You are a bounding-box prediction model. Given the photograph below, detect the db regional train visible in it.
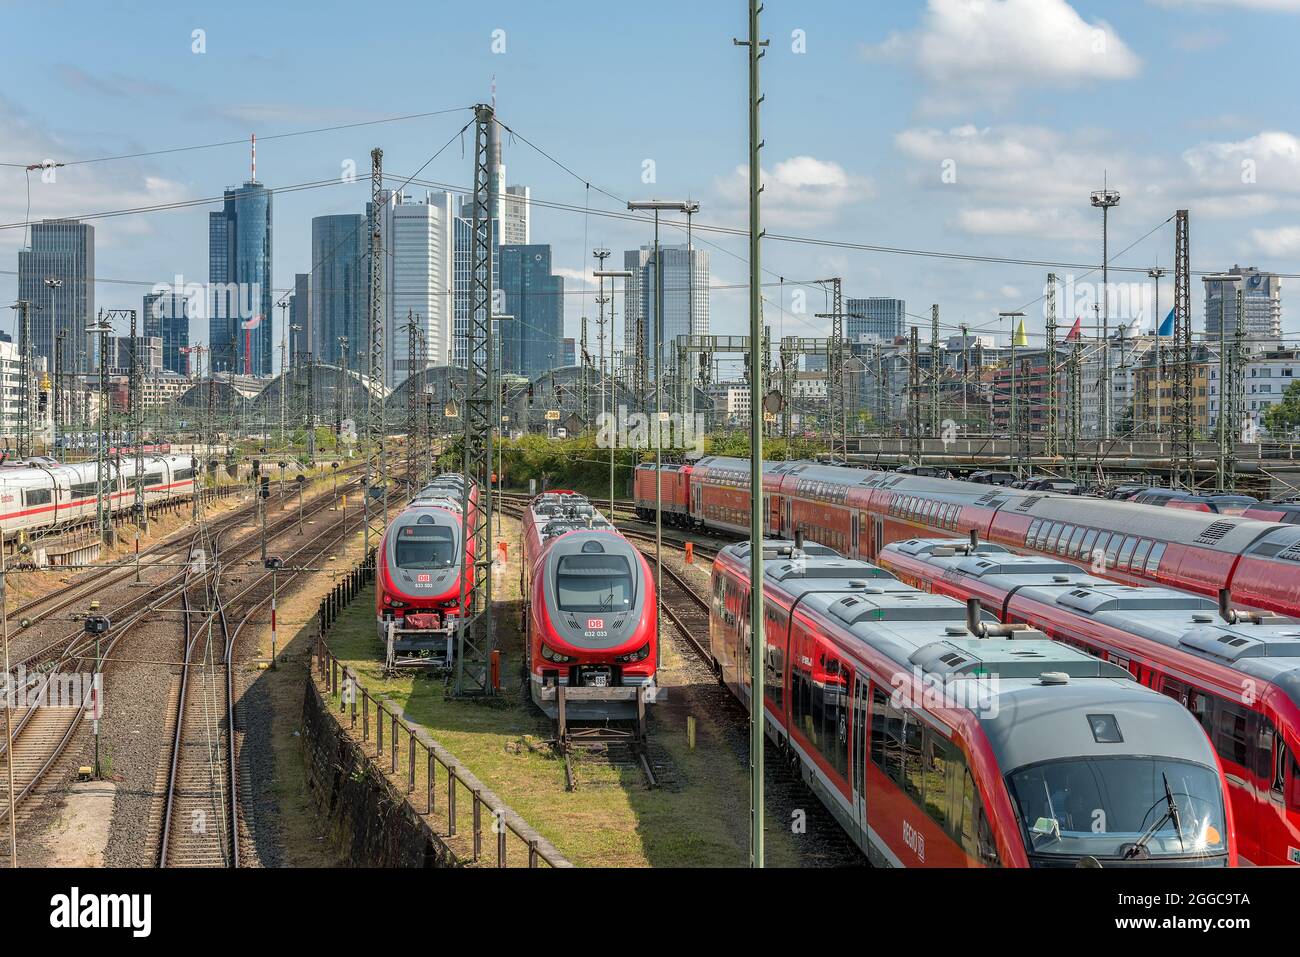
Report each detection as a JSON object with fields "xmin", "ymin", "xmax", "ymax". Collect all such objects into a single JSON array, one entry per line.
[
  {"xmin": 878, "ymin": 537, "xmax": 1300, "ymax": 867},
  {"xmin": 0, "ymin": 453, "xmax": 197, "ymax": 540},
  {"xmin": 521, "ymin": 491, "xmax": 657, "ymax": 720},
  {"xmin": 375, "ymin": 475, "xmax": 477, "ymax": 660},
  {"xmin": 632, "ymin": 458, "xmax": 1300, "ymax": 619},
  {"xmin": 710, "ymin": 538, "xmax": 1236, "ymax": 867}
]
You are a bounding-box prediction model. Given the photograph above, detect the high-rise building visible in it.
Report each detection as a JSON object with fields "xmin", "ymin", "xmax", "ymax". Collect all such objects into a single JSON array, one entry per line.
[
  {"xmin": 381, "ymin": 190, "xmax": 455, "ymax": 384},
  {"xmin": 208, "ymin": 179, "xmax": 273, "ymax": 375},
  {"xmin": 17, "ymin": 218, "xmax": 94, "ymax": 374},
  {"xmin": 845, "ymin": 297, "xmax": 906, "ymax": 346},
  {"xmin": 562, "ymin": 337, "xmax": 576, "ymax": 367},
  {"xmin": 310, "ymin": 213, "xmax": 367, "ymax": 372},
  {"xmin": 289, "ymin": 273, "xmax": 310, "ymax": 366},
  {"xmin": 502, "ymin": 185, "xmax": 530, "ymax": 245},
  {"xmin": 1204, "ymin": 265, "xmax": 1282, "ymax": 340},
  {"xmin": 143, "ymin": 291, "xmax": 190, "ymax": 376},
  {"xmin": 498, "ymin": 244, "xmax": 564, "ymax": 377},
  {"xmin": 622, "ymin": 243, "xmax": 710, "ymax": 388}
]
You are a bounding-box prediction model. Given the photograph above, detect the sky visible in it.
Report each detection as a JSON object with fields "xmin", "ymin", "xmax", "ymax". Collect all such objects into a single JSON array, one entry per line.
[{"xmin": 4, "ymin": 0, "xmax": 1300, "ymax": 370}]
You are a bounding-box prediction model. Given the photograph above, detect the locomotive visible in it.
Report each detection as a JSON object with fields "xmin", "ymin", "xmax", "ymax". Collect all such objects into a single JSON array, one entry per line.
[
  {"xmin": 375, "ymin": 475, "xmax": 477, "ymax": 661},
  {"xmin": 711, "ymin": 537, "xmax": 1237, "ymax": 867},
  {"xmin": 521, "ymin": 491, "xmax": 657, "ymax": 720},
  {"xmin": 0, "ymin": 453, "xmax": 197, "ymax": 542},
  {"xmin": 633, "ymin": 456, "xmax": 1300, "ymax": 620},
  {"xmin": 879, "ymin": 536, "xmax": 1300, "ymax": 867}
]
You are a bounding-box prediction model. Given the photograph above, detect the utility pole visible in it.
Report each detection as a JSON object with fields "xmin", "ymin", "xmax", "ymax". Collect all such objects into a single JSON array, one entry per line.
[
  {"xmin": 1091, "ymin": 178, "xmax": 1120, "ymax": 440},
  {"xmin": 364, "ymin": 147, "xmax": 389, "ymax": 560},
  {"xmin": 91, "ymin": 312, "xmax": 113, "ymax": 544},
  {"xmin": 120, "ymin": 309, "xmax": 147, "ymax": 537},
  {"xmin": 1068, "ymin": 339, "xmax": 1082, "ymax": 482},
  {"xmin": 929, "ymin": 304, "xmax": 941, "ymax": 440},
  {"xmin": 1231, "ymin": 287, "xmax": 1247, "ymax": 471},
  {"xmin": 1171, "ymin": 210, "xmax": 1194, "ymax": 490},
  {"xmin": 278, "ymin": 301, "xmax": 290, "ymax": 446},
  {"xmin": 1148, "ymin": 267, "xmax": 1166, "ymax": 437},
  {"xmin": 335, "ymin": 337, "xmax": 349, "ymax": 439},
  {"xmin": 1001, "ymin": 312, "xmax": 1027, "ymax": 473},
  {"xmin": 1044, "ymin": 275, "xmax": 1060, "ymax": 459},
  {"xmin": 595, "ymin": 264, "xmax": 633, "ymax": 520},
  {"xmin": 734, "ymin": 0, "xmax": 768, "ymax": 869},
  {"xmin": 13, "ymin": 301, "xmax": 32, "ymax": 459},
  {"xmin": 908, "ymin": 326, "xmax": 921, "ymax": 464},
  {"xmin": 1205, "ymin": 273, "xmax": 1238, "ymax": 491}
]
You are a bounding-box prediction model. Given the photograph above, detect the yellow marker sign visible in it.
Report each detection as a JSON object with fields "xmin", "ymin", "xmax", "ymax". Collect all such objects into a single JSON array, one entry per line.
[{"xmin": 544, "ymin": 410, "xmax": 561, "ymax": 421}]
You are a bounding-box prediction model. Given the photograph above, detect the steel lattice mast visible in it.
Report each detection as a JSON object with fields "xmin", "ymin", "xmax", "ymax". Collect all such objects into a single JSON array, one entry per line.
[
  {"xmin": 929, "ymin": 304, "xmax": 941, "ymax": 439},
  {"xmin": 1044, "ymin": 274, "xmax": 1059, "ymax": 459},
  {"xmin": 125, "ymin": 309, "xmax": 146, "ymax": 533},
  {"xmin": 364, "ymin": 148, "xmax": 388, "ymax": 557},
  {"xmin": 1171, "ymin": 210, "xmax": 1195, "ymax": 489},
  {"xmin": 908, "ymin": 326, "xmax": 921, "ymax": 464},
  {"xmin": 455, "ymin": 104, "xmax": 498, "ymax": 696},
  {"xmin": 15, "ymin": 301, "xmax": 31, "ymax": 458}
]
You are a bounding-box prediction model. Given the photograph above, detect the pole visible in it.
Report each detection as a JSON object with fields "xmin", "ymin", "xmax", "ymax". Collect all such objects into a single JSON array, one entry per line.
[
  {"xmin": 1149, "ymin": 267, "xmax": 1165, "ymax": 437},
  {"xmin": 735, "ymin": 0, "xmax": 768, "ymax": 869},
  {"xmin": 270, "ymin": 571, "xmax": 278, "ymax": 668},
  {"xmin": 1, "ymin": 544, "xmax": 16, "ymax": 866},
  {"xmin": 654, "ymin": 210, "xmax": 662, "ymax": 658}
]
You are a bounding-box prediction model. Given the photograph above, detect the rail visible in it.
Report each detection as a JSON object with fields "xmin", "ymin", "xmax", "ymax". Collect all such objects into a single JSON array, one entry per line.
[{"xmin": 312, "ymin": 554, "xmax": 568, "ymax": 869}]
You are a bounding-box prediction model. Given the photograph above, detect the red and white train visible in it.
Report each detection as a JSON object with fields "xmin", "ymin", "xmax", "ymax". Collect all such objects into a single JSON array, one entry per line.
[
  {"xmin": 0, "ymin": 453, "xmax": 197, "ymax": 542},
  {"xmin": 375, "ymin": 474, "xmax": 477, "ymax": 661},
  {"xmin": 521, "ymin": 491, "xmax": 657, "ymax": 720},
  {"xmin": 710, "ymin": 537, "xmax": 1237, "ymax": 867},
  {"xmin": 633, "ymin": 457, "xmax": 1300, "ymax": 619},
  {"xmin": 878, "ymin": 536, "xmax": 1300, "ymax": 867}
]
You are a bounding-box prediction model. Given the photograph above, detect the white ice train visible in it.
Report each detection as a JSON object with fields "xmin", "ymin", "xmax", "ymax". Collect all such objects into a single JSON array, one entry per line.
[{"xmin": 0, "ymin": 454, "xmax": 198, "ymax": 540}]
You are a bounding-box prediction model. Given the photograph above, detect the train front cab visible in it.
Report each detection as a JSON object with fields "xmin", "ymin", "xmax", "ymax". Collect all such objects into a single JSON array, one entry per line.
[
  {"xmin": 376, "ymin": 506, "xmax": 468, "ymax": 664},
  {"xmin": 529, "ymin": 530, "xmax": 657, "ymax": 721}
]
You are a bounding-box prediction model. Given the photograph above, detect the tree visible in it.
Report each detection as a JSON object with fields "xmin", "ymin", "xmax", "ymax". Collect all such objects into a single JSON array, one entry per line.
[{"xmin": 1263, "ymin": 380, "xmax": 1300, "ymax": 436}]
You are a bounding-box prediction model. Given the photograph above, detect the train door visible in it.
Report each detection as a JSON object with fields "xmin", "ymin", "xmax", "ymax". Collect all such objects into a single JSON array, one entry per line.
[
  {"xmin": 770, "ymin": 494, "xmax": 783, "ymax": 537},
  {"xmin": 692, "ymin": 483, "xmax": 702, "ymax": 524},
  {"xmin": 872, "ymin": 518, "xmax": 884, "ymax": 559},
  {"xmin": 852, "ymin": 674, "xmax": 869, "ymax": 841},
  {"xmin": 851, "ymin": 512, "xmax": 861, "ymax": 558}
]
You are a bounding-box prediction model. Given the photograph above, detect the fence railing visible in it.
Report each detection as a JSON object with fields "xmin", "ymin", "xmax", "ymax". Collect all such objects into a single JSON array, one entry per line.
[{"xmin": 312, "ymin": 551, "xmax": 566, "ymax": 869}]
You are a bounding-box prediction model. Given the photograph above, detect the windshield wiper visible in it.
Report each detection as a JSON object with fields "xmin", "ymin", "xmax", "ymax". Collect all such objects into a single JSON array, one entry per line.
[{"xmin": 1123, "ymin": 772, "xmax": 1184, "ymax": 859}]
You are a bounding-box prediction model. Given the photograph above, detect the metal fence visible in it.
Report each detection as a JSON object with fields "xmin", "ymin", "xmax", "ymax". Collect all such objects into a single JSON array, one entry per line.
[{"xmin": 312, "ymin": 552, "xmax": 565, "ymax": 869}]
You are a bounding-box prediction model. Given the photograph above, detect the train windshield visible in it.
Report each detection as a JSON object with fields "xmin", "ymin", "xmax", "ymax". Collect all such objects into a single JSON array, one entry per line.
[
  {"xmin": 395, "ymin": 525, "xmax": 457, "ymax": 569},
  {"xmin": 1007, "ymin": 758, "xmax": 1227, "ymax": 863},
  {"xmin": 555, "ymin": 555, "xmax": 634, "ymax": 613}
]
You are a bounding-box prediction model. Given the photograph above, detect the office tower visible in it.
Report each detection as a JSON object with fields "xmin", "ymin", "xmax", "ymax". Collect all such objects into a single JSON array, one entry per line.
[
  {"xmin": 289, "ymin": 272, "xmax": 310, "ymax": 366},
  {"xmin": 208, "ymin": 172, "xmax": 273, "ymax": 375},
  {"xmin": 622, "ymin": 243, "xmax": 710, "ymax": 385},
  {"xmin": 142, "ymin": 290, "xmax": 190, "ymax": 375},
  {"xmin": 499, "ymin": 244, "xmax": 564, "ymax": 377},
  {"xmin": 309, "ymin": 213, "xmax": 367, "ymax": 372},
  {"xmin": 1204, "ymin": 265, "xmax": 1282, "ymax": 340},
  {"xmin": 845, "ymin": 297, "xmax": 906, "ymax": 345},
  {"xmin": 381, "ymin": 190, "xmax": 455, "ymax": 383},
  {"xmin": 17, "ymin": 218, "xmax": 94, "ymax": 373}
]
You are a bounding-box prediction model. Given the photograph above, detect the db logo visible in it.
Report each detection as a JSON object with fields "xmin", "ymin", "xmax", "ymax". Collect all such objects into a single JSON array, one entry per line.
[
  {"xmin": 417, "ymin": 574, "xmax": 431, "ymax": 583},
  {"xmin": 586, "ymin": 618, "xmax": 604, "ymax": 629}
]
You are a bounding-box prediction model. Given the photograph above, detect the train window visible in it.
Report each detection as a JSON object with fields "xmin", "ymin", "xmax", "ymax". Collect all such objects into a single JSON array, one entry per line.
[
  {"xmin": 1189, "ymin": 690, "xmax": 1216, "ymax": 738},
  {"xmin": 555, "ymin": 555, "xmax": 634, "ymax": 612},
  {"xmin": 1054, "ymin": 525, "xmax": 1073, "ymax": 555},
  {"xmin": 923, "ymin": 732, "xmax": 957, "ymax": 829},
  {"xmin": 1160, "ymin": 676, "xmax": 1189, "ymax": 707},
  {"xmin": 1079, "ymin": 529, "xmax": 1098, "ymax": 559},
  {"xmin": 820, "ymin": 654, "xmax": 849, "ymax": 780},
  {"xmin": 71, "ymin": 481, "xmax": 97, "ymax": 500},
  {"xmin": 174, "ymin": 468, "xmax": 195, "ymax": 481},
  {"xmin": 1048, "ymin": 523, "xmax": 1067, "ymax": 551},
  {"xmin": 764, "ymin": 633, "xmax": 784, "ymax": 710},
  {"xmin": 1271, "ymin": 734, "xmax": 1288, "ymax": 795},
  {"xmin": 902, "ymin": 714, "xmax": 924, "ymax": 801},
  {"xmin": 870, "ymin": 687, "xmax": 903, "ymax": 782},
  {"xmin": 23, "ymin": 488, "xmax": 51, "ymax": 507},
  {"xmin": 1288, "ymin": 752, "xmax": 1300, "ymax": 813},
  {"xmin": 396, "ymin": 525, "xmax": 457, "ymax": 569},
  {"xmin": 144, "ymin": 471, "xmax": 165, "ymax": 486},
  {"xmin": 1103, "ymin": 534, "xmax": 1123, "ymax": 568},
  {"xmin": 960, "ymin": 771, "xmax": 1000, "ymax": 867},
  {"xmin": 1025, "ymin": 520, "xmax": 1041, "ymax": 546},
  {"xmin": 1116, "ymin": 536, "xmax": 1138, "ymax": 570},
  {"xmin": 1131, "ymin": 539, "xmax": 1152, "ymax": 572},
  {"xmin": 1212, "ymin": 700, "xmax": 1256, "ymax": 768},
  {"xmin": 1145, "ymin": 542, "xmax": 1166, "ymax": 574}
]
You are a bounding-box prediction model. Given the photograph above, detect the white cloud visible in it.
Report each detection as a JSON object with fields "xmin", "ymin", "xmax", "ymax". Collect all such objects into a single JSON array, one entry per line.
[
  {"xmin": 863, "ymin": 0, "xmax": 1140, "ymax": 110},
  {"xmin": 1151, "ymin": 0, "xmax": 1300, "ymax": 11},
  {"xmin": 715, "ymin": 156, "xmax": 872, "ymax": 229},
  {"xmin": 1250, "ymin": 225, "xmax": 1300, "ymax": 255},
  {"xmin": 1182, "ymin": 131, "xmax": 1300, "ymax": 193}
]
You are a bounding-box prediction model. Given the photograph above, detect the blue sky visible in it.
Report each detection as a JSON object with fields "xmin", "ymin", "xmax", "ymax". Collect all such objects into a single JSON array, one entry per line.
[{"xmin": 4, "ymin": 0, "xmax": 1300, "ymax": 364}]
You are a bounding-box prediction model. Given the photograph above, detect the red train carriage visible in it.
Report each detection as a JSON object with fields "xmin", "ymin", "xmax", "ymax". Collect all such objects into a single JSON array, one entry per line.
[
  {"xmin": 879, "ymin": 537, "xmax": 1298, "ymax": 866},
  {"xmin": 375, "ymin": 501, "xmax": 473, "ymax": 664},
  {"xmin": 710, "ymin": 539, "xmax": 1236, "ymax": 867},
  {"xmin": 633, "ymin": 456, "xmax": 1300, "ymax": 619},
  {"xmin": 521, "ymin": 491, "xmax": 658, "ymax": 719},
  {"xmin": 632, "ymin": 462, "xmax": 692, "ymax": 526}
]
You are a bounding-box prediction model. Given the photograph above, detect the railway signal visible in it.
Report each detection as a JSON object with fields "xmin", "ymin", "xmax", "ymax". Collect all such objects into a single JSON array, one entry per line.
[
  {"xmin": 84, "ymin": 610, "xmax": 111, "ymax": 780},
  {"xmin": 265, "ymin": 556, "xmax": 285, "ymax": 669}
]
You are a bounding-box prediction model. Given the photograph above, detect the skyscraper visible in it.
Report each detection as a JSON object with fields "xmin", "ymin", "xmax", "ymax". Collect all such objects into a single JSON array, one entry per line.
[
  {"xmin": 499, "ymin": 244, "xmax": 564, "ymax": 377},
  {"xmin": 289, "ymin": 272, "xmax": 311, "ymax": 366},
  {"xmin": 622, "ymin": 243, "xmax": 710, "ymax": 387},
  {"xmin": 310, "ymin": 213, "xmax": 367, "ymax": 371},
  {"xmin": 208, "ymin": 177, "xmax": 273, "ymax": 375},
  {"xmin": 17, "ymin": 218, "xmax": 94, "ymax": 374},
  {"xmin": 1204, "ymin": 265, "xmax": 1282, "ymax": 340},
  {"xmin": 143, "ymin": 290, "xmax": 190, "ymax": 375},
  {"xmin": 380, "ymin": 190, "xmax": 455, "ymax": 383},
  {"xmin": 845, "ymin": 297, "xmax": 906, "ymax": 346}
]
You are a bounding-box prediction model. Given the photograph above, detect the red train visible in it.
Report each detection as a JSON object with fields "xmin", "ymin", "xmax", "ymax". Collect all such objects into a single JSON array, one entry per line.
[
  {"xmin": 633, "ymin": 457, "xmax": 1300, "ymax": 619},
  {"xmin": 521, "ymin": 491, "xmax": 658, "ymax": 720},
  {"xmin": 878, "ymin": 536, "xmax": 1300, "ymax": 867},
  {"xmin": 710, "ymin": 538, "xmax": 1236, "ymax": 867},
  {"xmin": 375, "ymin": 474, "xmax": 477, "ymax": 663}
]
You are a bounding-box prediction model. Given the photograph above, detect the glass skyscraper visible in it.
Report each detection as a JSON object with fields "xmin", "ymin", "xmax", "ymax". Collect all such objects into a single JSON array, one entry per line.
[
  {"xmin": 499, "ymin": 244, "xmax": 564, "ymax": 377},
  {"xmin": 143, "ymin": 290, "xmax": 190, "ymax": 375},
  {"xmin": 208, "ymin": 180, "xmax": 273, "ymax": 375},
  {"xmin": 845, "ymin": 297, "xmax": 906, "ymax": 347},
  {"xmin": 311, "ymin": 213, "xmax": 367, "ymax": 372},
  {"xmin": 623, "ymin": 243, "xmax": 709, "ymax": 385},
  {"xmin": 17, "ymin": 218, "xmax": 94, "ymax": 373}
]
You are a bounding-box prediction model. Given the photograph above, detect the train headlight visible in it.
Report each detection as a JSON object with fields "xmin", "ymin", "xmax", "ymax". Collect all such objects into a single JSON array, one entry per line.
[
  {"xmin": 540, "ymin": 644, "xmax": 574, "ymax": 664},
  {"xmin": 390, "ymin": 599, "xmax": 405, "ymax": 608},
  {"xmin": 616, "ymin": 643, "xmax": 651, "ymax": 664}
]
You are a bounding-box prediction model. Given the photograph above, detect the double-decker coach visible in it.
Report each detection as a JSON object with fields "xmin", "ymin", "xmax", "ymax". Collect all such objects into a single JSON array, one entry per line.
[
  {"xmin": 879, "ymin": 537, "xmax": 1300, "ymax": 867},
  {"xmin": 711, "ymin": 538, "xmax": 1235, "ymax": 867}
]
